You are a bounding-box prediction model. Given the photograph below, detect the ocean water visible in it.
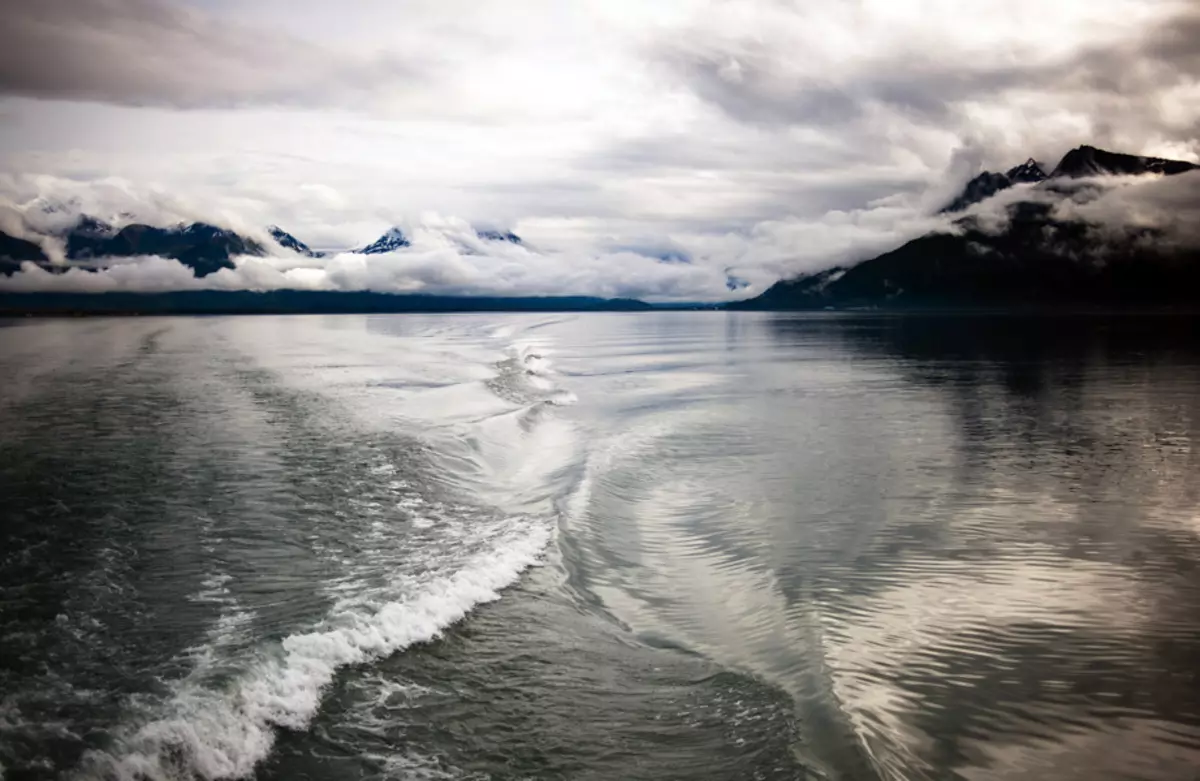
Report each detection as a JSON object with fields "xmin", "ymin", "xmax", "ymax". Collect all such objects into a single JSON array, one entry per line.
[{"xmin": 1, "ymin": 312, "xmax": 1199, "ymax": 781}]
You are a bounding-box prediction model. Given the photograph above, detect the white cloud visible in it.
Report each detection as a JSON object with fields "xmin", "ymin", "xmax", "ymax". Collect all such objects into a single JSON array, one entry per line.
[
  {"xmin": 0, "ymin": 0, "xmax": 426, "ymax": 109},
  {"xmin": 1052, "ymin": 170, "xmax": 1200, "ymax": 247},
  {"xmin": 0, "ymin": 173, "xmax": 964, "ymax": 300},
  {"xmin": 0, "ymin": 1, "xmax": 1197, "ymax": 300}
]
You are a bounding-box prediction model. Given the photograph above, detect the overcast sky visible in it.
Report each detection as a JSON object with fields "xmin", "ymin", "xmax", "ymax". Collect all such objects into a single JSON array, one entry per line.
[{"xmin": 1, "ymin": 0, "xmax": 1198, "ymax": 300}]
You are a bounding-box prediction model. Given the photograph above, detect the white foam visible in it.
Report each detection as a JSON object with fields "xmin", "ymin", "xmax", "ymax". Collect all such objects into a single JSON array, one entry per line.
[
  {"xmin": 73, "ymin": 525, "xmax": 549, "ymax": 781},
  {"xmin": 361, "ymin": 675, "xmax": 436, "ymax": 711},
  {"xmin": 188, "ymin": 574, "xmax": 234, "ymax": 605},
  {"xmin": 409, "ymin": 515, "xmax": 435, "ymax": 529},
  {"xmin": 545, "ymin": 390, "xmax": 578, "ymax": 407},
  {"xmin": 377, "ymin": 751, "xmax": 459, "ymax": 781},
  {"xmin": 62, "ymin": 316, "xmax": 578, "ymax": 781},
  {"xmin": 523, "ymin": 354, "xmax": 553, "ymax": 377}
]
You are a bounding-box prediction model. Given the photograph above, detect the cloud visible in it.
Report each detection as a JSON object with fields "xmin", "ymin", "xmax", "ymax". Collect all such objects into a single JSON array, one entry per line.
[
  {"xmin": 931, "ymin": 166, "xmax": 1200, "ymax": 256},
  {"xmin": 2, "ymin": 1, "xmax": 1198, "ymax": 301},
  {"xmin": 0, "ymin": 186, "xmax": 951, "ymax": 301},
  {"xmin": 1052, "ymin": 170, "xmax": 1200, "ymax": 248},
  {"xmin": 654, "ymin": 0, "xmax": 1200, "ymax": 167},
  {"xmin": 0, "ymin": 0, "xmax": 424, "ymax": 108},
  {"xmin": 0, "ymin": 256, "xmax": 208, "ymax": 293},
  {"xmin": 0, "ymin": 172, "xmax": 968, "ymax": 300},
  {"xmin": 18, "ymin": 167, "xmax": 1199, "ymax": 302},
  {"xmin": 0, "ymin": 181, "xmax": 741, "ymax": 299},
  {"xmin": 0, "ymin": 244, "xmax": 730, "ymax": 303}
]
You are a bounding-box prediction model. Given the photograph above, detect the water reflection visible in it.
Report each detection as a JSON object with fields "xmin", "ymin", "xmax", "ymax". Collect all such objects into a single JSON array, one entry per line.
[
  {"xmin": 4, "ymin": 312, "xmax": 1198, "ymax": 781},
  {"xmin": 557, "ymin": 313, "xmax": 1200, "ymax": 781}
]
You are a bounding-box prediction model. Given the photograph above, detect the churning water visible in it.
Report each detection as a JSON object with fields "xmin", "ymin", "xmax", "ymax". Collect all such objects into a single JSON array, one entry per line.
[{"xmin": 1, "ymin": 313, "xmax": 1199, "ymax": 781}]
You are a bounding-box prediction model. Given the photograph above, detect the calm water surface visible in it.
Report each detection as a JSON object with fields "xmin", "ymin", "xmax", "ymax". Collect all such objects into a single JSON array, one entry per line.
[{"xmin": 1, "ymin": 313, "xmax": 1198, "ymax": 781}]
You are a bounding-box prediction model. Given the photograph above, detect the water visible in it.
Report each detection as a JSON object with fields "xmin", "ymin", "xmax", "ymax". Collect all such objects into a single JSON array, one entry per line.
[{"xmin": 1, "ymin": 312, "xmax": 1199, "ymax": 781}]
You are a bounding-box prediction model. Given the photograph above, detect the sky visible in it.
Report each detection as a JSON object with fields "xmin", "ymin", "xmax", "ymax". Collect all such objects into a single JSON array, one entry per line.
[{"xmin": 0, "ymin": 0, "xmax": 1198, "ymax": 300}]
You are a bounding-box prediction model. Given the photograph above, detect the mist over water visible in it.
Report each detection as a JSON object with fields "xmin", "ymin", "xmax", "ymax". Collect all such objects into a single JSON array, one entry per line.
[{"xmin": 1, "ymin": 312, "xmax": 1199, "ymax": 781}]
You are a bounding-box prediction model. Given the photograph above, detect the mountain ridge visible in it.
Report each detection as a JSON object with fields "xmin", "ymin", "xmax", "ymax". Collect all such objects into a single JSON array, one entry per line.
[
  {"xmin": 269, "ymin": 226, "xmax": 325, "ymax": 258},
  {"xmin": 943, "ymin": 158, "xmax": 1047, "ymax": 212},
  {"xmin": 1050, "ymin": 145, "xmax": 1198, "ymax": 178},
  {"xmin": 733, "ymin": 144, "xmax": 1200, "ymax": 311},
  {"xmin": 5, "ymin": 144, "xmax": 1198, "ymax": 310},
  {"xmin": 64, "ymin": 222, "xmax": 266, "ymax": 277},
  {"xmin": 941, "ymin": 145, "xmax": 1198, "ymax": 213},
  {"xmin": 354, "ymin": 227, "xmax": 410, "ymax": 254}
]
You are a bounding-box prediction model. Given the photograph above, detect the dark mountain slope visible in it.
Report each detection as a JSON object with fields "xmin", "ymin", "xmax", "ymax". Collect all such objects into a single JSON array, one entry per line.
[
  {"xmin": 354, "ymin": 228, "xmax": 410, "ymax": 254},
  {"xmin": 0, "ymin": 231, "xmax": 49, "ymax": 275},
  {"xmin": 944, "ymin": 159, "xmax": 1047, "ymax": 212},
  {"xmin": 268, "ymin": 226, "xmax": 325, "ymax": 258},
  {"xmin": 735, "ymin": 145, "xmax": 1200, "ymax": 311},
  {"xmin": 65, "ymin": 222, "xmax": 266, "ymax": 277},
  {"xmin": 1050, "ymin": 145, "xmax": 1198, "ymax": 178},
  {"xmin": 476, "ymin": 229, "xmax": 523, "ymax": 245}
]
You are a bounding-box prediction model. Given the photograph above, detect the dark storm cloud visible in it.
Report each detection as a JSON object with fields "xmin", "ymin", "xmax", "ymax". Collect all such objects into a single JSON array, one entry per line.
[
  {"xmin": 1058, "ymin": 169, "xmax": 1200, "ymax": 248},
  {"xmin": 657, "ymin": 4, "xmax": 1200, "ymax": 152},
  {"xmin": 0, "ymin": 0, "xmax": 423, "ymax": 108},
  {"xmin": 1070, "ymin": 8, "xmax": 1200, "ymax": 93},
  {"xmin": 661, "ymin": 44, "xmax": 1029, "ymax": 128}
]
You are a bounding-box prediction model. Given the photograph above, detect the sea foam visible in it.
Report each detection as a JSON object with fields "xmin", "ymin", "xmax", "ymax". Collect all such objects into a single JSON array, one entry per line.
[{"xmin": 74, "ymin": 525, "xmax": 549, "ymax": 781}]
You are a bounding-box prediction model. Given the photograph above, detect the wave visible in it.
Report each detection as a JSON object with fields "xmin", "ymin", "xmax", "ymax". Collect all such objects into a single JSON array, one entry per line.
[
  {"xmin": 73, "ymin": 523, "xmax": 548, "ymax": 781},
  {"xmin": 58, "ymin": 319, "xmax": 579, "ymax": 781}
]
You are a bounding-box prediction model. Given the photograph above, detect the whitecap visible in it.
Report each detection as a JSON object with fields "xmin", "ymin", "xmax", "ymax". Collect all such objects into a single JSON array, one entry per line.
[{"xmin": 73, "ymin": 524, "xmax": 549, "ymax": 781}]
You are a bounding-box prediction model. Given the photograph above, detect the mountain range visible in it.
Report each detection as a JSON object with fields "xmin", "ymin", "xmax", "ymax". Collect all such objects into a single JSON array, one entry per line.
[
  {"xmin": 67, "ymin": 221, "xmax": 267, "ymax": 276},
  {"xmin": 268, "ymin": 226, "xmax": 324, "ymax": 258},
  {"xmin": 354, "ymin": 226, "xmax": 411, "ymax": 254},
  {"xmin": 0, "ymin": 219, "xmax": 615, "ymax": 312},
  {"xmin": 942, "ymin": 158, "xmax": 1048, "ymax": 213},
  {"xmin": 351, "ymin": 227, "xmax": 524, "ymax": 254},
  {"xmin": 0, "ymin": 221, "xmax": 526, "ymax": 276},
  {"xmin": 4, "ymin": 144, "xmax": 1199, "ymax": 312},
  {"xmin": 732, "ymin": 145, "xmax": 1200, "ymax": 311},
  {"xmin": 0, "ymin": 215, "xmax": 269, "ymax": 277}
]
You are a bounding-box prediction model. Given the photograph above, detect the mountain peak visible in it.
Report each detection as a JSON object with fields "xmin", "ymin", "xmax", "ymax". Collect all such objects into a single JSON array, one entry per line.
[
  {"xmin": 942, "ymin": 156, "xmax": 1049, "ymax": 212},
  {"xmin": 942, "ymin": 168, "xmax": 1026, "ymax": 213},
  {"xmin": 355, "ymin": 227, "xmax": 410, "ymax": 254},
  {"xmin": 64, "ymin": 221, "xmax": 264, "ymax": 276},
  {"xmin": 476, "ymin": 229, "xmax": 523, "ymax": 245},
  {"xmin": 943, "ymin": 144, "xmax": 1198, "ymax": 213},
  {"xmin": 268, "ymin": 225, "xmax": 324, "ymax": 258},
  {"xmin": 1050, "ymin": 145, "xmax": 1198, "ymax": 178},
  {"xmin": 72, "ymin": 215, "xmax": 115, "ymax": 238},
  {"xmin": 1005, "ymin": 158, "xmax": 1046, "ymax": 182}
]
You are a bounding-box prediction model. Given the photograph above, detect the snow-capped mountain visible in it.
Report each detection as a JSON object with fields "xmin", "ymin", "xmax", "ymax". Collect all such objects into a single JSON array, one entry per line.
[
  {"xmin": 737, "ymin": 144, "xmax": 1200, "ymax": 310},
  {"xmin": 1050, "ymin": 145, "xmax": 1198, "ymax": 178},
  {"xmin": 944, "ymin": 146, "xmax": 1199, "ymax": 214},
  {"xmin": 943, "ymin": 158, "xmax": 1047, "ymax": 212},
  {"xmin": 67, "ymin": 222, "xmax": 266, "ymax": 276},
  {"xmin": 0, "ymin": 217, "xmax": 269, "ymax": 278},
  {"xmin": 475, "ymin": 229, "xmax": 523, "ymax": 245},
  {"xmin": 268, "ymin": 226, "xmax": 325, "ymax": 257},
  {"xmin": 354, "ymin": 227, "xmax": 410, "ymax": 254},
  {"xmin": 68, "ymin": 215, "xmax": 117, "ymax": 239}
]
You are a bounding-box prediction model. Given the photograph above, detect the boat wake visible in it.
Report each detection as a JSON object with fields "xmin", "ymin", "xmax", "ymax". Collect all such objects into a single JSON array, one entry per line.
[
  {"xmin": 74, "ymin": 524, "xmax": 548, "ymax": 781},
  {"xmin": 60, "ymin": 319, "xmax": 580, "ymax": 781}
]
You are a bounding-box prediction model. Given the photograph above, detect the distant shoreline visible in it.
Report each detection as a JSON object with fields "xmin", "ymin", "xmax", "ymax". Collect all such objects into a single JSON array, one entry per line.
[
  {"xmin": 0, "ymin": 290, "xmax": 655, "ymax": 316},
  {"xmin": 3, "ymin": 291, "xmax": 1199, "ymax": 318}
]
